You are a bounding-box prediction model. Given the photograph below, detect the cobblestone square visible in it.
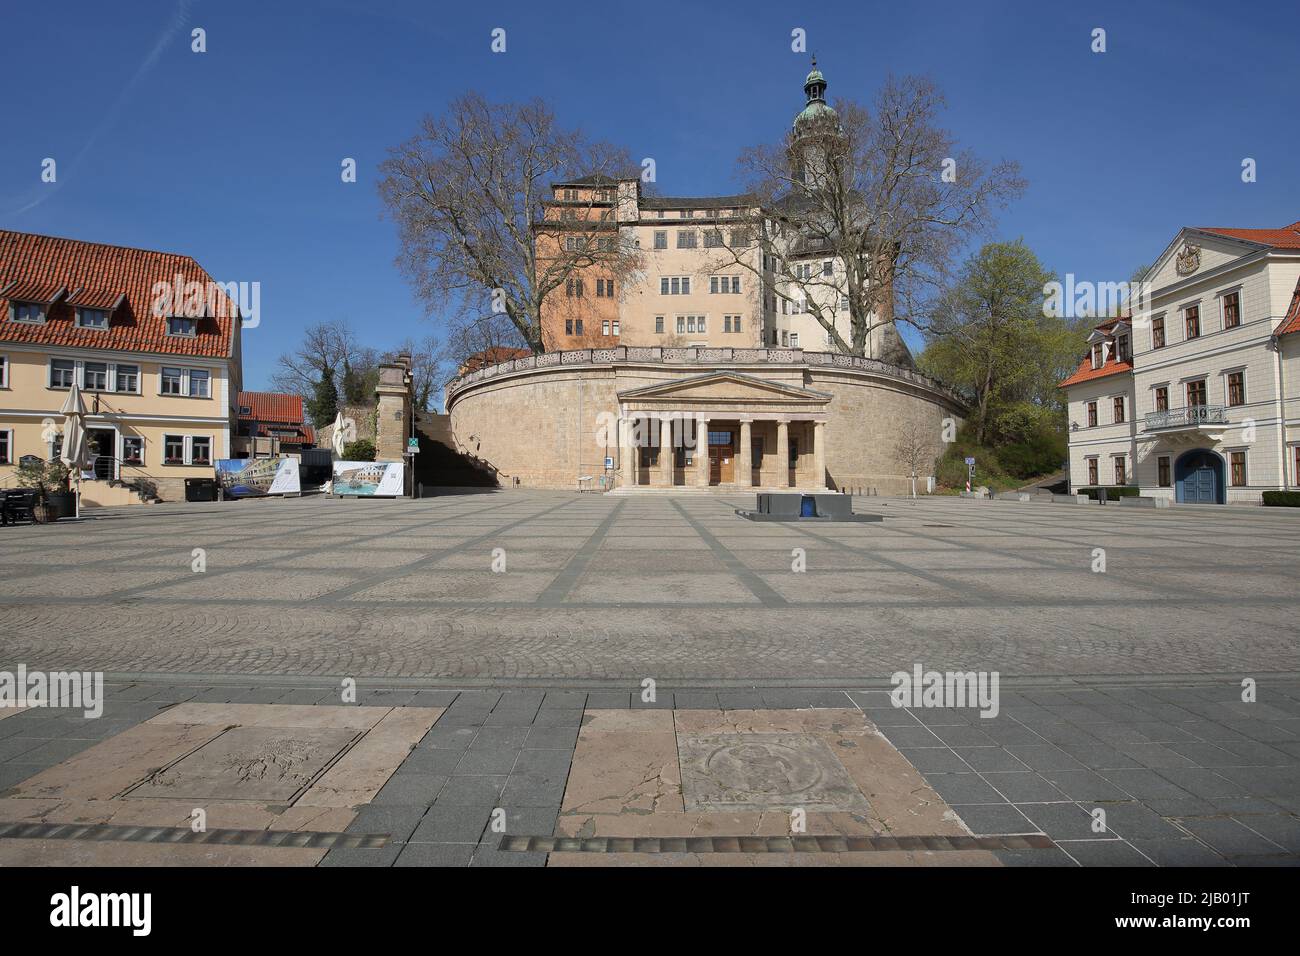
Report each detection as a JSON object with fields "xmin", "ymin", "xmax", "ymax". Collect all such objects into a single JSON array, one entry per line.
[{"xmin": 1, "ymin": 492, "xmax": 1298, "ymax": 867}]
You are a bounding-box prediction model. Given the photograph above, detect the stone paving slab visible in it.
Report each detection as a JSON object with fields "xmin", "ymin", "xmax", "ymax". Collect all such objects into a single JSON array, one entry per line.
[{"xmin": 0, "ymin": 683, "xmax": 1297, "ymax": 866}]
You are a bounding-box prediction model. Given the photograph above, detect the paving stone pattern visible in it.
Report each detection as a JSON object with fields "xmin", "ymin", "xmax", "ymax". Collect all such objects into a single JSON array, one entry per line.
[{"xmin": 1, "ymin": 492, "xmax": 1298, "ymax": 679}]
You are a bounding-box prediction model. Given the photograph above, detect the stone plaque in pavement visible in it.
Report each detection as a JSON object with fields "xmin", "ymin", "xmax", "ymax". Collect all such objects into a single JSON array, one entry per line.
[
  {"xmin": 129, "ymin": 726, "xmax": 360, "ymax": 802},
  {"xmin": 678, "ymin": 733, "xmax": 870, "ymax": 812}
]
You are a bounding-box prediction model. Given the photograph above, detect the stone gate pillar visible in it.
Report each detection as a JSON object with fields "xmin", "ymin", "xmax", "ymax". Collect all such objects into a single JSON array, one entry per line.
[{"xmin": 375, "ymin": 353, "xmax": 413, "ymax": 463}]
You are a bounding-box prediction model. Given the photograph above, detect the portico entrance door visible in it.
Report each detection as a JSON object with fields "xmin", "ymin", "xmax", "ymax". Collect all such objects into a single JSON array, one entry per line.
[{"xmin": 708, "ymin": 429, "xmax": 734, "ymax": 484}]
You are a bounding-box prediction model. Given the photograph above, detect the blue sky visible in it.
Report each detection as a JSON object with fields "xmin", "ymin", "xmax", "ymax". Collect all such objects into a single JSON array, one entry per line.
[{"xmin": 2, "ymin": 0, "xmax": 1296, "ymax": 391}]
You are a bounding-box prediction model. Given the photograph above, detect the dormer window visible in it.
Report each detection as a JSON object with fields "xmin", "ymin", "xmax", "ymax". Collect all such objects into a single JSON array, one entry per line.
[
  {"xmin": 1091, "ymin": 343, "xmax": 1103, "ymax": 369},
  {"xmin": 1116, "ymin": 334, "xmax": 1130, "ymax": 362},
  {"xmin": 9, "ymin": 301, "xmax": 45, "ymax": 324},
  {"xmin": 76, "ymin": 307, "xmax": 109, "ymax": 330},
  {"xmin": 167, "ymin": 316, "xmax": 197, "ymax": 337}
]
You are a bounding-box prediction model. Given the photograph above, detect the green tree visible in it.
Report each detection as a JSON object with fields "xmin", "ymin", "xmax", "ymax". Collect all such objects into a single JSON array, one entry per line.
[
  {"xmin": 918, "ymin": 240, "xmax": 1079, "ymax": 445},
  {"xmin": 305, "ymin": 365, "xmax": 339, "ymax": 428}
]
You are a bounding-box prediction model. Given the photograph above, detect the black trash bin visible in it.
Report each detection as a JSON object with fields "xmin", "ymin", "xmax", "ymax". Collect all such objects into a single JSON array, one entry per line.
[{"xmin": 185, "ymin": 478, "xmax": 218, "ymax": 502}]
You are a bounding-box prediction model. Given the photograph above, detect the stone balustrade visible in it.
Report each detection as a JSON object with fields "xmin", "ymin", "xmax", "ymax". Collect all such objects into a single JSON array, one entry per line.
[{"xmin": 447, "ymin": 346, "xmax": 962, "ymax": 405}]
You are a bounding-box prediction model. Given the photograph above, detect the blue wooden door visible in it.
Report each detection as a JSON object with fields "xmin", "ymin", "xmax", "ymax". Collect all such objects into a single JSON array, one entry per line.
[{"xmin": 1185, "ymin": 463, "xmax": 1217, "ymax": 503}]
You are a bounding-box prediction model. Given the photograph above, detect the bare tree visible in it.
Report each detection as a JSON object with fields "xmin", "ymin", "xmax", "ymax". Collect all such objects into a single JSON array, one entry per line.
[
  {"xmin": 270, "ymin": 319, "xmax": 359, "ymax": 397},
  {"xmin": 378, "ymin": 93, "xmax": 642, "ymax": 353},
  {"xmin": 385, "ymin": 334, "xmax": 441, "ymax": 413},
  {"xmin": 710, "ymin": 74, "xmax": 1025, "ymax": 362},
  {"xmin": 438, "ymin": 312, "xmax": 526, "ymax": 374},
  {"xmin": 894, "ymin": 418, "xmax": 938, "ymax": 498}
]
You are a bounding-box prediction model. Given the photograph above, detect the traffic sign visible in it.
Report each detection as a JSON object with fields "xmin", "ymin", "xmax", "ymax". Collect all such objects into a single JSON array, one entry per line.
[
  {"xmin": 964, "ymin": 457, "xmax": 976, "ymax": 466},
  {"xmin": 407, "ymin": 438, "xmax": 420, "ymax": 453}
]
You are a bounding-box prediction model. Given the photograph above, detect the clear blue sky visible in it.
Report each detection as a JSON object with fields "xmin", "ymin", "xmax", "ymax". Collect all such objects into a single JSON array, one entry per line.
[{"xmin": 2, "ymin": 0, "xmax": 1296, "ymax": 392}]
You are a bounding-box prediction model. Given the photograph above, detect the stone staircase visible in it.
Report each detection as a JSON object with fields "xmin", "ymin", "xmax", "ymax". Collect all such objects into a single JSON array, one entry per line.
[{"xmin": 412, "ymin": 413, "xmax": 500, "ymax": 488}]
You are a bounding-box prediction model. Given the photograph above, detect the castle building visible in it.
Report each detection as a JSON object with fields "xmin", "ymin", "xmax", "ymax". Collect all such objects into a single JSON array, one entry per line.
[
  {"xmin": 447, "ymin": 64, "xmax": 963, "ymax": 493},
  {"xmin": 535, "ymin": 62, "xmax": 909, "ymax": 365}
]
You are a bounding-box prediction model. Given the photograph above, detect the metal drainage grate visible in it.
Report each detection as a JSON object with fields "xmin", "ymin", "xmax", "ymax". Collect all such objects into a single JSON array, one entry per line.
[
  {"xmin": 0, "ymin": 821, "xmax": 388, "ymax": 849},
  {"xmin": 498, "ymin": 833, "xmax": 1053, "ymax": 854}
]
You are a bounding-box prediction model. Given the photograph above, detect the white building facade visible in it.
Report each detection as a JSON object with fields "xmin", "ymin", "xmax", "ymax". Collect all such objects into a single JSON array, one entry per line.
[{"xmin": 1062, "ymin": 220, "xmax": 1300, "ymax": 504}]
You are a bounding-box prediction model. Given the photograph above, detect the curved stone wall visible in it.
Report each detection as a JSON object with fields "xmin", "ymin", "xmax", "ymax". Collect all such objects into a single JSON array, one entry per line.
[{"xmin": 446, "ymin": 348, "xmax": 966, "ymax": 493}]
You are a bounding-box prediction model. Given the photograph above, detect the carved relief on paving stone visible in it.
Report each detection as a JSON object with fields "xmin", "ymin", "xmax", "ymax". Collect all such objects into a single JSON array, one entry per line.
[
  {"xmin": 678, "ymin": 733, "xmax": 870, "ymax": 812},
  {"xmin": 130, "ymin": 727, "xmax": 359, "ymax": 802}
]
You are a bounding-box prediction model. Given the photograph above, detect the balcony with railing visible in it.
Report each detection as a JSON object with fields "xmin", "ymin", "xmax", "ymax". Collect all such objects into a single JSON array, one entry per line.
[{"xmin": 1143, "ymin": 405, "xmax": 1230, "ymax": 442}]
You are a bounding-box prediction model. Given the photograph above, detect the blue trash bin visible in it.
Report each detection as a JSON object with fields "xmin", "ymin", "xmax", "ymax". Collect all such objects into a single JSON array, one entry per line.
[{"xmin": 800, "ymin": 495, "xmax": 816, "ymax": 517}]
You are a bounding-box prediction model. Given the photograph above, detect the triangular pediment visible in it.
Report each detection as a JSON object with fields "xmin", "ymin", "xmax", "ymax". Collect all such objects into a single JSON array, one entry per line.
[
  {"xmin": 618, "ymin": 370, "xmax": 830, "ymax": 405},
  {"xmin": 1147, "ymin": 228, "xmax": 1265, "ymax": 292}
]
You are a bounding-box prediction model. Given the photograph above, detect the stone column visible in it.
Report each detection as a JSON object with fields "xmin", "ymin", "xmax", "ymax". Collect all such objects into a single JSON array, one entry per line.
[
  {"xmin": 658, "ymin": 416, "xmax": 674, "ymax": 486},
  {"xmin": 695, "ymin": 416, "xmax": 711, "ymax": 487},
  {"xmin": 737, "ymin": 419, "xmax": 753, "ymax": 487},
  {"xmin": 776, "ymin": 419, "xmax": 790, "ymax": 488},
  {"xmin": 618, "ymin": 417, "xmax": 632, "ymax": 488},
  {"xmin": 812, "ymin": 420, "xmax": 826, "ymax": 490}
]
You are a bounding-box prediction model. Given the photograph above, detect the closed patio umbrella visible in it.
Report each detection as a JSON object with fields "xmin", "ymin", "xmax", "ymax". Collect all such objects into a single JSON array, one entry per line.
[
  {"xmin": 59, "ymin": 383, "xmax": 90, "ymax": 518},
  {"xmin": 331, "ymin": 411, "xmax": 347, "ymax": 457}
]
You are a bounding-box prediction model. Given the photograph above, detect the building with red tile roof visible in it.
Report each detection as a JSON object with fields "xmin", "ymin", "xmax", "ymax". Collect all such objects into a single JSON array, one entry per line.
[
  {"xmin": 233, "ymin": 391, "xmax": 316, "ymax": 456},
  {"xmin": 0, "ymin": 230, "xmax": 244, "ymax": 507},
  {"xmin": 1060, "ymin": 219, "xmax": 1300, "ymax": 503}
]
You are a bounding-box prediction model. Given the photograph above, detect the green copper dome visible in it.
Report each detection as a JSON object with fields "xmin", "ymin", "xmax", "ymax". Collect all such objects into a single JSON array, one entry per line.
[
  {"xmin": 794, "ymin": 58, "xmax": 836, "ymax": 131},
  {"xmin": 794, "ymin": 99, "xmax": 837, "ymax": 128}
]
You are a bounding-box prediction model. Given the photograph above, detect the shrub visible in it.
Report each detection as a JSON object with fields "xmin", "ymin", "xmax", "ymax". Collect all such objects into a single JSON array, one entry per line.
[
  {"xmin": 341, "ymin": 439, "xmax": 376, "ymax": 462},
  {"xmin": 1262, "ymin": 491, "xmax": 1300, "ymax": 507},
  {"xmin": 15, "ymin": 458, "xmax": 72, "ymax": 502},
  {"xmin": 1077, "ymin": 485, "xmax": 1140, "ymax": 501}
]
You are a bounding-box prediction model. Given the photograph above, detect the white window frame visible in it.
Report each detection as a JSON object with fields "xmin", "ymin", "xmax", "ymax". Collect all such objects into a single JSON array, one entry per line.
[
  {"xmin": 0, "ymin": 353, "xmax": 8, "ymax": 388},
  {"xmin": 121, "ymin": 435, "xmax": 145, "ymax": 467},
  {"xmin": 0, "ymin": 427, "xmax": 12, "ymax": 465},
  {"xmin": 188, "ymin": 435, "xmax": 213, "ymax": 466},
  {"xmin": 82, "ymin": 360, "xmax": 110, "ymax": 392},
  {"xmin": 188, "ymin": 368, "xmax": 210, "ymax": 398},
  {"xmin": 113, "ymin": 363, "xmax": 140, "ymax": 394},
  {"xmin": 49, "ymin": 358, "xmax": 76, "ymax": 389}
]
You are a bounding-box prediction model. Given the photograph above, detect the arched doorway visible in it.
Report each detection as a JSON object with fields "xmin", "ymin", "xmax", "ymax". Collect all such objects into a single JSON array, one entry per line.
[{"xmin": 1174, "ymin": 449, "xmax": 1225, "ymax": 504}]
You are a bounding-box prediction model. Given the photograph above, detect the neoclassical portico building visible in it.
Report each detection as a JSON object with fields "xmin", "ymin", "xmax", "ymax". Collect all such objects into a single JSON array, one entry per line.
[
  {"xmin": 617, "ymin": 371, "xmax": 831, "ymax": 488},
  {"xmin": 446, "ymin": 346, "xmax": 963, "ymax": 493}
]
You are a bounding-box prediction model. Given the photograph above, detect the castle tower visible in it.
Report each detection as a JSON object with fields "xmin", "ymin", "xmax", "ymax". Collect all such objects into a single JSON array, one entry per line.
[{"xmin": 790, "ymin": 57, "xmax": 842, "ymax": 187}]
